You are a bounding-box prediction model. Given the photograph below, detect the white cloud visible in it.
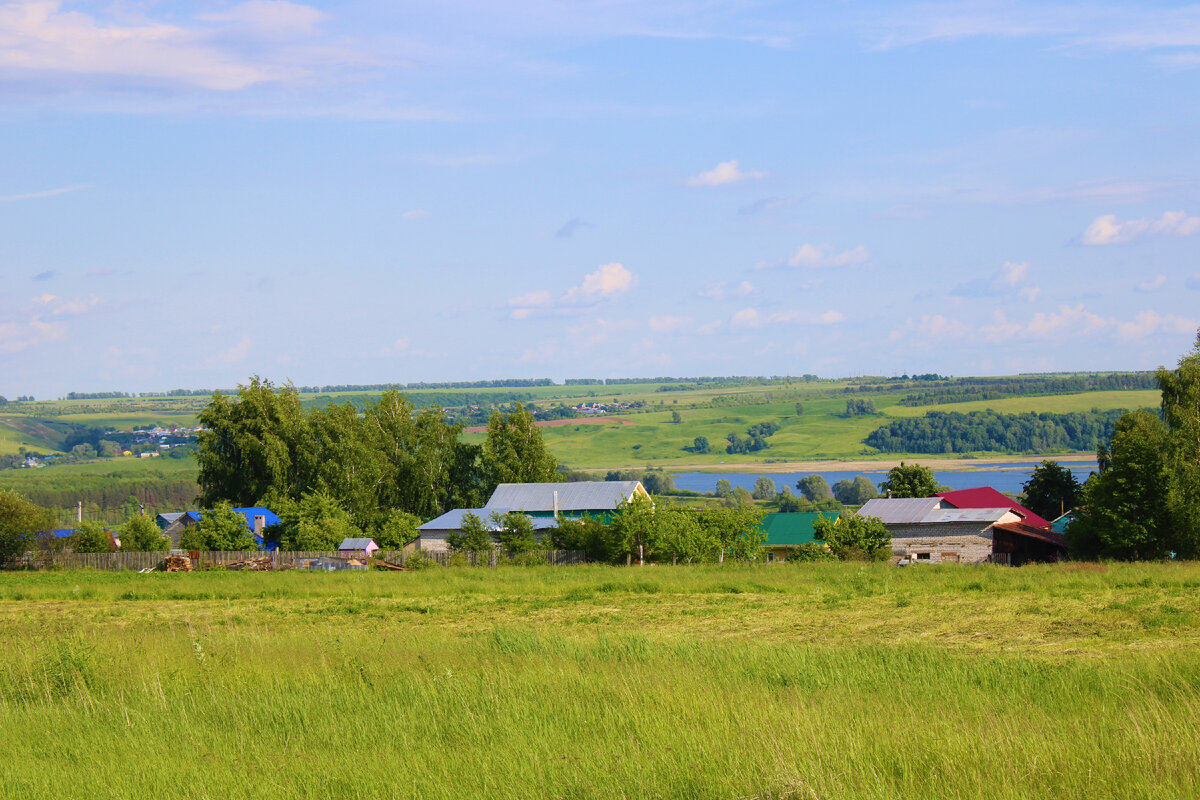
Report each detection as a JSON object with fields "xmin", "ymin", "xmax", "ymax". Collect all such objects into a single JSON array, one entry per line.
[
  {"xmin": 1081, "ymin": 211, "xmax": 1200, "ymax": 245},
  {"xmin": 1025, "ymin": 305, "xmax": 1110, "ymax": 338},
  {"xmin": 401, "ymin": 209, "xmax": 430, "ymax": 220},
  {"xmin": 768, "ymin": 310, "xmax": 845, "ymax": 325},
  {"xmin": 784, "ymin": 244, "xmax": 871, "ymax": 269},
  {"xmin": 563, "ymin": 262, "xmax": 636, "ymax": 303},
  {"xmin": 730, "ymin": 308, "xmax": 762, "ymax": 328},
  {"xmin": 1000, "ymin": 260, "xmax": 1028, "ymax": 286},
  {"xmin": 648, "ymin": 315, "xmax": 689, "ymax": 333},
  {"xmin": 0, "ymin": 1, "xmax": 331, "ymax": 92},
  {"xmin": 696, "ymin": 320, "xmax": 723, "ymax": 335},
  {"xmin": 0, "ymin": 317, "xmax": 65, "ymax": 353},
  {"xmin": 378, "ymin": 337, "xmax": 411, "ymax": 356},
  {"xmin": 1116, "ymin": 310, "xmax": 1198, "ymax": 340},
  {"xmin": 1019, "ymin": 287, "xmax": 1041, "ymax": 303},
  {"xmin": 49, "ymin": 295, "xmax": 102, "ymax": 316},
  {"xmin": 1137, "ymin": 274, "xmax": 1167, "ymax": 292},
  {"xmin": 686, "ymin": 159, "xmax": 767, "ymax": 187},
  {"xmin": 508, "ymin": 290, "xmax": 553, "ymax": 307},
  {"xmin": 198, "ymin": 1, "xmax": 326, "ymax": 36},
  {"xmin": 203, "ymin": 336, "xmax": 252, "ymax": 368},
  {"xmin": 888, "ymin": 315, "xmax": 972, "ymax": 343},
  {"xmin": 31, "ymin": 293, "xmax": 56, "ymax": 304},
  {"xmin": 698, "ymin": 280, "xmax": 756, "ymax": 299}
]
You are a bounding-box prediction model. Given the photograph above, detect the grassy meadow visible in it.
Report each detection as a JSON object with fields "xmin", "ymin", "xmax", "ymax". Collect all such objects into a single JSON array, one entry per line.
[{"xmin": 2, "ymin": 561, "xmax": 1198, "ymax": 799}]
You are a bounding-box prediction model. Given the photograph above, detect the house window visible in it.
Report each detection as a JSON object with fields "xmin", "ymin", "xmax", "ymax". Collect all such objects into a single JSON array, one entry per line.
[{"xmin": 915, "ymin": 552, "xmax": 931, "ymax": 561}]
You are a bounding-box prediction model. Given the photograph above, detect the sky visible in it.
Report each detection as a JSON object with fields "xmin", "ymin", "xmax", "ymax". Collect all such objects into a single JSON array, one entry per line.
[{"xmin": 3, "ymin": 0, "xmax": 1200, "ymax": 397}]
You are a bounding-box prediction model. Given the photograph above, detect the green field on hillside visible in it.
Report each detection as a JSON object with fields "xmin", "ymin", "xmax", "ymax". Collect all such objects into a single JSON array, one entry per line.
[{"xmin": 1, "ymin": 562, "xmax": 1197, "ymax": 800}]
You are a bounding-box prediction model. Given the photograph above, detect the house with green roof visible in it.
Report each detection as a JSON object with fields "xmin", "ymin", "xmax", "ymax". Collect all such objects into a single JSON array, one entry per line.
[{"xmin": 759, "ymin": 512, "xmax": 834, "ymax": 562}]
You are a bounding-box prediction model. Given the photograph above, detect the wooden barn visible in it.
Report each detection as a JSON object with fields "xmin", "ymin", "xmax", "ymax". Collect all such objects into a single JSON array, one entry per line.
[{"xmin": 856, "ymin": 497, "xmax": 1066, "ymax": 565}]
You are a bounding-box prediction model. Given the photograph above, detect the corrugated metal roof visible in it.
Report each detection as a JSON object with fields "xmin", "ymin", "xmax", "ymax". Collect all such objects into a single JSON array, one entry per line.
[
  {"xmin": 935, "ymin": 487, "xmax": 1051, "ymax": 528},
  {"xmin": 484, "ymin": 481, "xmax": 644, "ymax": 512},
  {"xmin": 760, "ymin": 512, "xmax": 835, "ymax": 547},
  {"xmin": 418, "ymin": 508, "xmax": 568, "ymax": 531},
  {"xmin": 858, "ymin": 498, "xmax": 1014, "ymax": 525},
  {"xmin": 339, "ymin": 538, "xmax": 377, "ymax": 550},
  {"xmin": 927, "ymin": 507, "xmax": 1014, "ymax": 523},
  {"xmin": 858, "ymin": 497, "xmax": 944, "ymax": 524}
]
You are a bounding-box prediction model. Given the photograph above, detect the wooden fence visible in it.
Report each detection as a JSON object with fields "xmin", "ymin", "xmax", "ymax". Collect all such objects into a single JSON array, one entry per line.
[{"xmin": 36, "ymin": 549, "xmax": 587, "ymax": 571}]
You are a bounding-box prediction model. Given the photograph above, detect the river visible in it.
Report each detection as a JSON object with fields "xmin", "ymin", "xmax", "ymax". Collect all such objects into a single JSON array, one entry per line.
[{"xmin": 670, "ymin": 460, "xmax": 1098, "ymax": 497}]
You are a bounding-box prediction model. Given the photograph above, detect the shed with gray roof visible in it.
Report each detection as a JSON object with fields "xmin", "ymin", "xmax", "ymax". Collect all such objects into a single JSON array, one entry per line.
[
  {"xmin": 855, "ymin": 497, "xmax": 1031, "ymax": 564},
  {"xmin": 484, "ymin": 481, "xmax": 648, "ymax": 519}
]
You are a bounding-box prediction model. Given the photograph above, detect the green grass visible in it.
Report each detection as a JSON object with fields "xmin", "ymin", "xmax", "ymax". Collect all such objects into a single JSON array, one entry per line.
[
  {"xmin": 883, "ymin": 389, "xmax": 1161, "ymax": 417},
  {"xmin": 1, "ymin": 562, "xmax": 1198, "ymax": 799}
]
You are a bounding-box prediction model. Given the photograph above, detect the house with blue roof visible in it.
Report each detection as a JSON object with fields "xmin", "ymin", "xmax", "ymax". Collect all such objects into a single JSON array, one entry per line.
[{"xmin": 158, "ymin": 507, "xmax": 281, "ymax": 550}]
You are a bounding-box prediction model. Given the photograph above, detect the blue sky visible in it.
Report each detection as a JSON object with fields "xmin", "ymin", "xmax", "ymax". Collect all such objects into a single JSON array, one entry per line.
[{"xmin": 3, "ymin": 0, "xmax": 1200, "ymax": 397}]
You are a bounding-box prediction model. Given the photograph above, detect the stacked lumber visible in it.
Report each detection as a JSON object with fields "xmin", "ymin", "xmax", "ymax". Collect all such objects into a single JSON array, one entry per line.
[
  {"xmin": 373, "ymin": 559, "xmax": 408, "ymax": 571},
  {"xmin": 165, "ymin": 555, "xmax": 192, "ymax": 572},
  {"xmin": 224, "ymin": 556, "xmax": 273, "ymax": 571}
]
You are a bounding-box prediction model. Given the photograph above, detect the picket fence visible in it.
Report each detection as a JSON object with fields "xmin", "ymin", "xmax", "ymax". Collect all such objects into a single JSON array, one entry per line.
[{"xmin": 42, "ymin": 548, "xmax": 587, "ymax": 571}]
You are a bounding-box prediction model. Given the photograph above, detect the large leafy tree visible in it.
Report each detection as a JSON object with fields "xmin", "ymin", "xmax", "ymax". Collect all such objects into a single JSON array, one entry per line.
[
  {"xmin": 119, "ymin": 515, "xmax": 170, "ymax": 551},
  {"xmin": 832, "ymin": 475, "xmax": 878, "ymax": 506},
  {"xmin": 796, "ymin": 475, "xmax": 832, "ymax": 502},
  {"xmin": 1020, "ymin": 461, "xmax": 1081, "ymax": 522},
  {"xmin": 813, "ymin": 514, "xmax": 891, "ymax": 560},
  {"xmin": 1158, "ymin": 331, "xmax": 1200, "ymax": 558},
  {"xmin": 272, "ymin": 492, "xmax": 362, "ymax": 551},
  {"xmin": 0, "ymin": 490, "xmax": 55, "ymax": 567},
  {"xmin": 196, "ymin": 378, "xmax": 313, "ymax": 507},
  {"xmin": 1068, "ymin": 411, "xmax": 1171, "ymax": 560},
  {"xmin": 490, "ymin": 511, "xmax": 539, "ymax": 555},
  {"xmin": 752, "ymin": 476, "xmax": 776, "ymax": 500},
  {"xmin": 482, "ymin": 404, "xmax": 559, "ymax": 490},
  {"xmin": 71, "ymin": 522, "xmax": 115, "ymax": 554},
  {"xmin": 180, "ymin": 502, "xmax": 258, "ymax": 551},
  {"xmin": 446, "ymin": 512, "xmax": 494, "ymax": 556},
  {"xmin": 878, "ymin": 462, "xmax": 939, "ymax": 498}
]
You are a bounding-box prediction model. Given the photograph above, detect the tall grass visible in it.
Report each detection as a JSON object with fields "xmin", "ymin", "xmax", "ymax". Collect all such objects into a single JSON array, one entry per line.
[{"xmin": 1, "ymin": 562, "xmax": 1198, "ymax": 799}]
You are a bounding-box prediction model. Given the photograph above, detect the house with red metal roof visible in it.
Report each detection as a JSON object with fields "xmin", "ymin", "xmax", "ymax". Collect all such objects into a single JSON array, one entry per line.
[{"xmin": 933, "ymin": 486, "xmax": 1051, "ymax": 529}]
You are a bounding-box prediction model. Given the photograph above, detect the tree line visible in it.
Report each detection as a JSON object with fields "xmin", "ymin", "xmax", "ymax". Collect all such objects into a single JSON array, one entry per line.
[
  {"xmin": 1066, "ymin": 334, "xmax": 1200, "ymax": 560},
  {"xmin": 864, "ymin": 409, "xmax": 1128, "ymax": 454},
  {"xmin": 195, "ymin": 379, "xmax": 560, "ymax": 543},
  {"xmin": 894, "ymin": 372, "xmax": 1158, "ymax": 407}
]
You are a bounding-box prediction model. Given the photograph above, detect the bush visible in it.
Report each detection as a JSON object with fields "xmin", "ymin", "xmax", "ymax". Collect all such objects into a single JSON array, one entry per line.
[
  {"xmin": 786, "ymin": 542, "xmax": 835, "ymax": 562},
  {"xmin": 403, "ymin": 549, "xmax": 439, "ymax": 570},
  {"xmin": 813, "ymin": 514, "xmax": 892, "ymax": 561}
]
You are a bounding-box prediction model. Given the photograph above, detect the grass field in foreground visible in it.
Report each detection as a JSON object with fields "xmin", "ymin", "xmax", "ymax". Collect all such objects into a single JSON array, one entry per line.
[{"xmin": 1, "ymin": 562, "xmax": 1198, "ymax": 800}]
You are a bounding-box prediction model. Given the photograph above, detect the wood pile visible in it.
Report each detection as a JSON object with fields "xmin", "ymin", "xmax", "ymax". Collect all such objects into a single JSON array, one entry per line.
[
  {"xmin": 372, "ymin": 559, "xmax": 409, "ymax": 571},
  {"xmin": 223, "ymin": 556, "xmax": 274, "ymax": 571},
  {"xmin": 164, "ymin": 555, "xmax": 192, "ymax": 572}
]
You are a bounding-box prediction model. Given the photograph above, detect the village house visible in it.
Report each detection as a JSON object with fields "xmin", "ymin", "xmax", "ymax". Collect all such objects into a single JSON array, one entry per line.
[
  {"xmin": 856, "ymin": 496, "xmax": 1066, "ymax": 565},
  {"xmin": 413, "ymin": 480, "xmax": 648, "ymax": 551},
  {"xmin": 156, "ymin": 507, "xmax": 281, "ymax": 549}
]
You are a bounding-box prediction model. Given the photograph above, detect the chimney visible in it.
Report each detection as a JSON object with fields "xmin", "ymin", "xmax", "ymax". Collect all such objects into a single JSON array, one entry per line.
[
  {"xmin": 254, "ymin": 515, "xmax": 266, "ymax": 536},
  {"xmin": 553, "ymin": 490, "xmax": 559, "ymax": 520}
]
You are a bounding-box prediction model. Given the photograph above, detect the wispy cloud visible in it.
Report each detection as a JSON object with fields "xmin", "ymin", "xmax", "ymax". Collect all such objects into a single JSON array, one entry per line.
[
  {"xmin": 773, "ymin": 243, "xmax": 871, "ymax": 269},
  {"xmin": 950, "ymin": 260, "xmax": 1034, "ymax": 298},
  {"xmin": 401, "ymin": 209, "xmax": 430, "ymax": 220},
  {"xmin": 730, "ymin": 307, "xmax": 844, "ymax": 329},
  {"xmin": 0, "ymin": 0, "xmax": 375, "ymax": 110},
  {"xmin": 555, "ymin": 217, "xmax": 590, "ymax": 238},
  {"xmin": 1136, "ymin": 274, "xmax": 1167, "ymax": 292},
  {"xmin": 203, "ymin": 335, "xmax": 253, "ymax": 368},
  {"xmin": 738, "ymin": 196, "xmax": 792, "ymax": 215},
  {"xmin": 1081, "ymin": 211, "xmax": 1200, "ymax": 245},
  {"xmin": 0, "ymin": 184, "xmax": 88, "ymax": 202},
  {"xmin": 648, "ymin": 315, "xmax": 689, "ymax": 333},
  {"xmin": 698, "ymin": 280, "xmax": 756, "ymax": 299},
  {"xmin": 686, "ymin": 160, "xmax": 767, "ymax": 187},
  {"xmin": 32, "ymin": 270, "xmax": 56, "ymax": 282},
  {"xmin": 0, "ymin": 317, "xmax": 65, "ymax": 354}
]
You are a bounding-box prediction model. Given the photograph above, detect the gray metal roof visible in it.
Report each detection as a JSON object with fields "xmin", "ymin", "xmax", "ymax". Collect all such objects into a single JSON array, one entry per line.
[
  {"xmin": 484, "ymin": 481, "xmax": 644, "ymax": 512},
  {"xmin": 338, "ymin": 538, "xmax": 377, "ymax": 549},
  {"xmin": 927, "ymin": 508, "xmax": 1014, "ymax": 523},
  {"xmin": 858, "ymin": 497, "xmax": 944, "ymax": 524},
  {"xmin": 418, "ymin": 508, "xmax": 567, "ymax": 532},
  {"xmin": 857, "ymin": 498, "xmax": 1013, "ymax": 525}
]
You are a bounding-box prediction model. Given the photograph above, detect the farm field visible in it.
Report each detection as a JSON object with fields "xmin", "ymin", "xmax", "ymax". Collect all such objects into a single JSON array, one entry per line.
[{"xmin": 1, "ymin": 562, "xmax": 1198, "ymax": 800}]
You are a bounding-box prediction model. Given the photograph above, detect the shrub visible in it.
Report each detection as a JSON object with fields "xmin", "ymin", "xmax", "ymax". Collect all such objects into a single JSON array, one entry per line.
[{"xmin": 787, "ymin": 542, "xmax": 836, "ymax": 562}]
